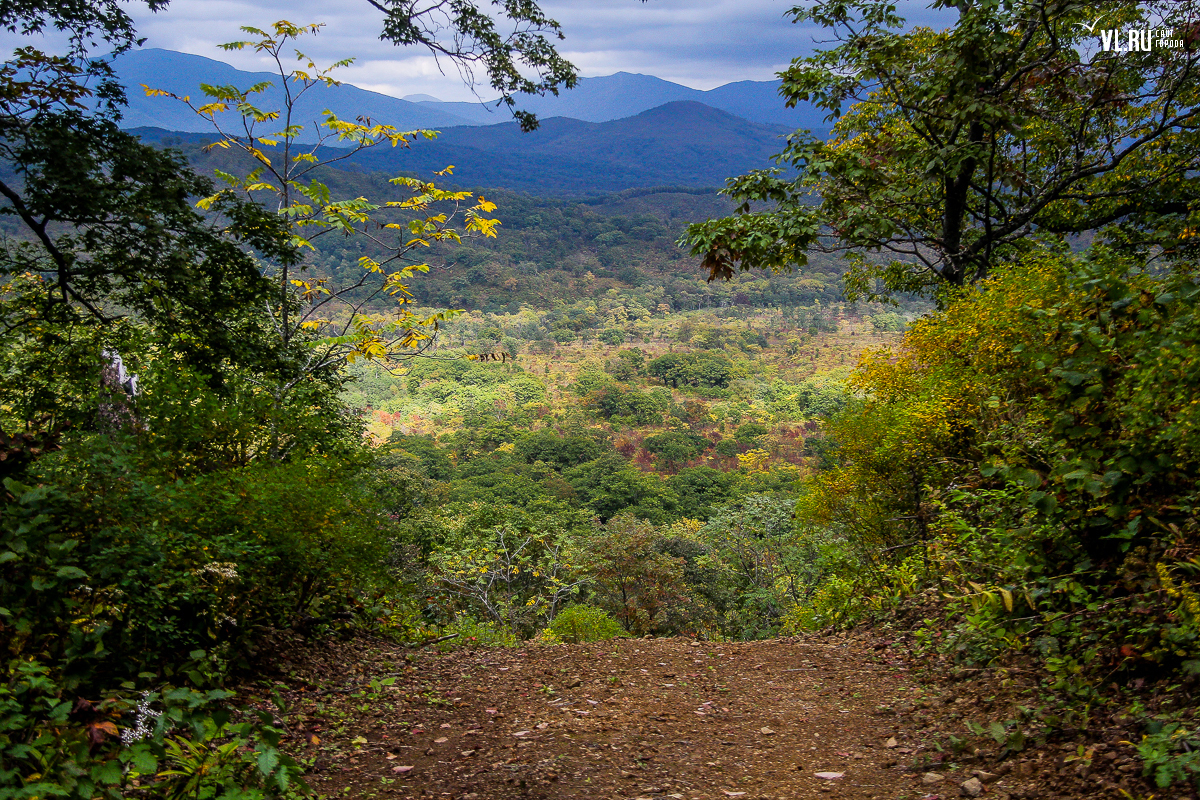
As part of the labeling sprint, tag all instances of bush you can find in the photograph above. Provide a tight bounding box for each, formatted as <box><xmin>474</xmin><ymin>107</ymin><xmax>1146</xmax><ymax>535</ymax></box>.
<box><xmin>541</xmin><ymin>605</ymin><xmax>629</xmax><ymax>644</ymax></box>
<box><xmin>733</xmin><ymin>422</ymin><xmax>768</xmax><ymax>443</ymax></box>
<box><xmin>438</xmin><ymin>616</ymin><xmax>520</xmax><ymax>650</ymax></box>
<box><xmin>0</xmin><ymin>431</ymin><xmax>392</xmax><ymax>798</ymax></box>
<box><xmin>598</xmin><ymin>328</ymin><xmax>626</xmax><ymax>345</ymax></box>
<box><xmin>642</xmin><ymin>430</ymin><xmax>710</xmax><ymax>471</ymax></box>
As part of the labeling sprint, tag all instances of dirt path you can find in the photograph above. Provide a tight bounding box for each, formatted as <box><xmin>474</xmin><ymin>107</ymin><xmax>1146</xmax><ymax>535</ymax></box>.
<box><xmin>258</xmin><ymin>630</ymin><xmax>1166</xmax><ymax>800</ymax></box>
<box><xmin>276</xmin><ymin>635</ymin><xmax>1007</xmax><ymax>800</ymax></box>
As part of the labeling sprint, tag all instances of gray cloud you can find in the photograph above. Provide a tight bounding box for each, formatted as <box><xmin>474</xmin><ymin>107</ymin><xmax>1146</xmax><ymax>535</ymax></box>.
<box><xmin>3</xmin><ymin>1</ymin><xmax>952</xmax><ymax>100</ymax></box>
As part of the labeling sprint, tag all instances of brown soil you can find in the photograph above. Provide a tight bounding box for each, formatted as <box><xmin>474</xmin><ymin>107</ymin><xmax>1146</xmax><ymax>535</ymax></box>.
<box><xmin>256</xmin><ymin>631</ymin><xmax>1173</xmax><ymax>800</ymax></box>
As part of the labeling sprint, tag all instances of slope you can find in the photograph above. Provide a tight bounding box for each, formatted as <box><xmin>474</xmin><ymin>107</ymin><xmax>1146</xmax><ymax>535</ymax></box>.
<box><xmin>428</xmin><ymin>71</ymin><xmax>828</xmax><ymax>130</ymax></box>
<box><xmin>344</xmin><ymin>102</ymin><xmax>795</xmax><ymax>195</ymax></box>
<box><xmin>113</xmin><ymin>50</ymin><xmax>827</xmax><ymax>134</ymax></box>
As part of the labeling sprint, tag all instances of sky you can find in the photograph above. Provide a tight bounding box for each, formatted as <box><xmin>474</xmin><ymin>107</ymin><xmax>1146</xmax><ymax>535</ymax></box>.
<box><xmin>9</xmin><ymin>1</ymin><xmax>951</xmax><ymax>101</ymax></box>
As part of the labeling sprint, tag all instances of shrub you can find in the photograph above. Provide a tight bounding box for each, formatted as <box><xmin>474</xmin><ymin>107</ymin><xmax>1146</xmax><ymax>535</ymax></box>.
<box><xmin>598</xmin><ymin>328</ymin><xmax>626</xmax><ymax>345</ymax></box>
<box><xmin>542</xmin><ymin>605</ymin><xmax>629</xmax><ymax>643</ymax></box>
<box><xmin>438</xmin><ymin>616</ymin><xmax>520</xmax><ymax>650</ymax></box>
<box><xmin>733</xmin><ymin>422</ymin><xmax>769</xmax><ymax>443</ymax></box>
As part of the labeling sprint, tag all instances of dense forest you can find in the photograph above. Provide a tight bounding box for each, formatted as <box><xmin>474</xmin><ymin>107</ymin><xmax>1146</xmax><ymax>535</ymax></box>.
<box><xmin>3</xmin><ymin>2</ymin><xmax>1200</xmax><ymax>799</ymax></box>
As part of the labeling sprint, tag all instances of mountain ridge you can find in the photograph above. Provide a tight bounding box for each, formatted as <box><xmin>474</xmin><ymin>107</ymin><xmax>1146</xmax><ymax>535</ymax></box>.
<box><xmin>131</xmin><ymin>100</ymin><xmax>800</xmax><ymax>196</ymax></box>
<box><xmin>112</xmin><ymin>48</ymin><xmax>828</xmax><ymax>133</ymax></box>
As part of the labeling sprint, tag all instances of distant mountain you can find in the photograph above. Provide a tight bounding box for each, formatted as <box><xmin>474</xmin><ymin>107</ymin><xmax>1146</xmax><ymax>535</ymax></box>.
<box><xmin>111</xmin><ymin>49</ymin><xmax>482</xmax><ymax>134</ymax></box>
<box><xmin>430</xmin><ymin>72</ymin><xmax>829</xmax><ymax>130</ymax></box>
<box><xmin>134</xmin><ymin>100</ymin><xmax>798</xmax><ymax>196</ymax></box>
<box><xmin>112</xmin><ymin>49</ymin><xmax>828</xmax><ymax>134</ymax></box>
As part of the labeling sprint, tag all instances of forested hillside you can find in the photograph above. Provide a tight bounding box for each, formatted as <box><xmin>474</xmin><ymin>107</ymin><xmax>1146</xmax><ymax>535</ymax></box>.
<box><xmin>130</xmin><ymin>98</ymin><xmax>806</xmax><ymax>197</ymax></box>
<box><xmin>3</xmin><ymin>2</ymin><xmax>1200</xmax><ymax>800</ymax></box>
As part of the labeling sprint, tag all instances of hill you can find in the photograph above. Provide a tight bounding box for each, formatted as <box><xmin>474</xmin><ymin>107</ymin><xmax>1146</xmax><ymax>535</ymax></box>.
<box><xmin>131</xmin><ymin>101</ymin><xmax>797</xmax><ymax>196</ymax></box>
<box><xmin>426</xmin><ymin>71</ymin><xmax>830</xmax><ymax>130</ymax></box>
<box><xmin>350</xmin><ymin>101</ymin><xmax>794</xmax><ymax>194</ymax></box>
<box><xmin>112</xmin><ymin>49</ymin><xmax>828</xmax><ymax>134</ymax></box>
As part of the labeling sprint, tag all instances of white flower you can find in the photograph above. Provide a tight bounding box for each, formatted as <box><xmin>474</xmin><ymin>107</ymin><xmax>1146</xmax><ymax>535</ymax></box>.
<box><xmin>120</xmin><ymin>692</ymin><xmax>162</xmax><ymax>745</ymax></box>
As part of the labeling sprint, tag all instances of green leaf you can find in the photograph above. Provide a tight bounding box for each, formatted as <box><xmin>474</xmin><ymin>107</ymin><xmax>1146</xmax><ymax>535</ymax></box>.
<box><xmin>258</xmin><ymin>747</ymin><xmax>281</xmax><ymax>776</ymax></box>
<box><xmin>91</xmin><ymin>759</ymin><xmax>123</xmax><ymax>785</ymax></box>
<box><xmin>126</xmin><ymin>745</ymin><xmax>158</xmax><ymax>774</ymax></box>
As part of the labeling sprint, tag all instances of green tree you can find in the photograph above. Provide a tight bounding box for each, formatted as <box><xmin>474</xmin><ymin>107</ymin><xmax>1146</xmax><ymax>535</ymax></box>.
<box><xmin>581</xmin><ymin>515</ymin><xmax>704</xmax><ymax>636</ymax></box>
<box><xmin>150</xmin><ymin>22</ymin><xmax>510</xmax><ymax>456</ymax></box>
<box><xmin>643</xmin><ymin>429</ymin><xmax>711</xmax><ymax>472</ymax></box>
<box><xmin>683</xmin><ymin>0</ymin><xmax>1200</xmax><ymax>300</ymax></box>
<box><xmin>667</xmin><ymin>466</ymin><xmax>742</xmax><ymax>520</ymax></box>
<box><xmin>563</xmin><ymin>454</ymin><xmax>678</xmax><ymax>522</ymax></box>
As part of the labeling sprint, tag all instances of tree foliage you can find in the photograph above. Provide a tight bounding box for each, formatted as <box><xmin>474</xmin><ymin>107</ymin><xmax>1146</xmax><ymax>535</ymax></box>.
<box><xmin>684</xmin><ymin>0</ymin><xmax>1200</xmax><ymax>299</ymax></box>
<box><xmin>365</xmin><ymin>0</ymin><xmax>577</xmax><ymax>130</ymax></box>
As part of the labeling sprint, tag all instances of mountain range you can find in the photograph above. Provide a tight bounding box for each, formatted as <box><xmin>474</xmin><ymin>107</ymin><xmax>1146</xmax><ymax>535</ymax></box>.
<box><xmin>115</xmin><ymin>49</ymin><xmax>824</xmax><ymax>195</ymax></box>
<box><xmin>112</xmin><ymin>48</ymin><xmax>830</xmax><ymax>133</ymax></box>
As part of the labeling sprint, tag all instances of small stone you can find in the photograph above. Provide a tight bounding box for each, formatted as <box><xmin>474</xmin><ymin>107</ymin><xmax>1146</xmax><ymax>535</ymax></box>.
<box><xmin>922</xmin><ymin>772</ymin><xmax>946</xmax><ymax>785</ymax></box>
<box><xmin>961</xmin><ymin>777</ymin><xmax>984</xmax><ymax>797</ymax></box>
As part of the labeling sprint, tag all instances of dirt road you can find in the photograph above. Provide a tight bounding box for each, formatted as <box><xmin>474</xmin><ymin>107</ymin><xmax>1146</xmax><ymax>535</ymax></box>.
<box><xmin>284</xmin><ymin>635</ymin><xmax>1013</xmax><ymax>800</ymax></box>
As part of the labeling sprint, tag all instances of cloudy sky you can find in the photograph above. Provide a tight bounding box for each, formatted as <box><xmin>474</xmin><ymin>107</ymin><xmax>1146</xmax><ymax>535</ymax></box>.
<box><xmin>12</xmin><ymin>1</ymin><xmax>950</xmax><ymax>101</ymax></box>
